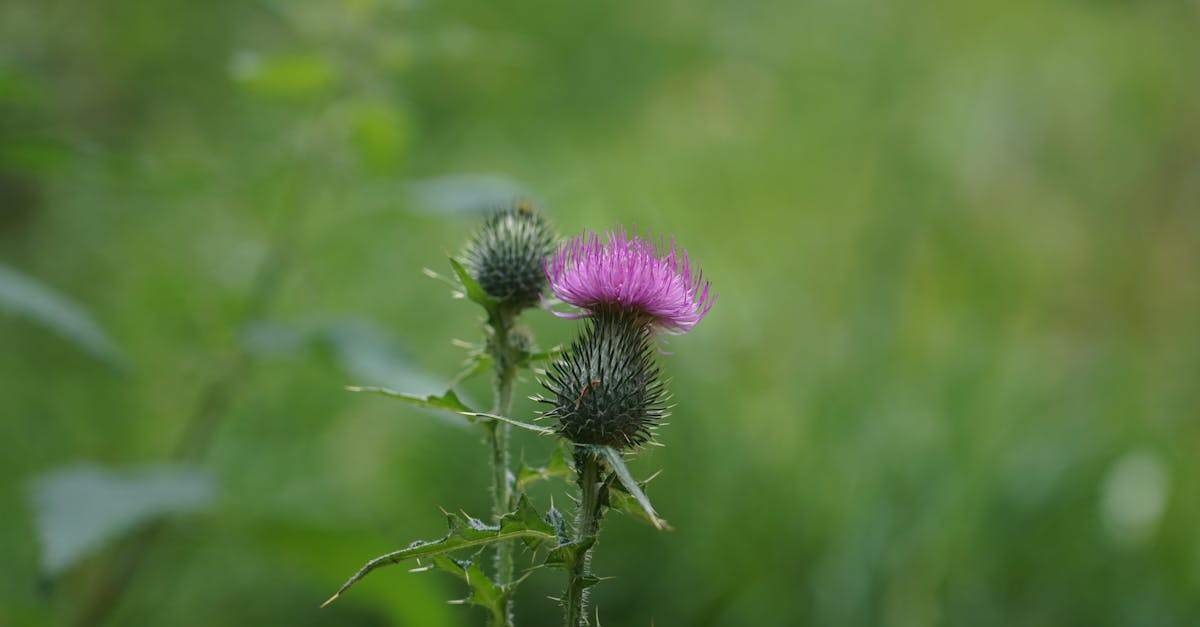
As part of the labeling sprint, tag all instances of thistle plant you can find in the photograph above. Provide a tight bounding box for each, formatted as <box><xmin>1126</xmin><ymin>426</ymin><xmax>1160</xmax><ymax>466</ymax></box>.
<box><xmin>323</xmin><ymin>212</ymin><xmax>713</xmax><ymax>627</ymax></box>
<box><xmin>539</xmin><ymin>228</ymin><xmax>714</xmax><ymax>625</ymax></box>
<box><xmin>462</xmin><ymin>202</ymin><xmax>556</xmax><ymax>594</ymax></box>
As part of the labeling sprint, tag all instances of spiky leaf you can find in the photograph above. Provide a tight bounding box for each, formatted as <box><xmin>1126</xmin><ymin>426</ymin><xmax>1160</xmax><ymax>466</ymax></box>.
<box><xmin>608</xmin><ymin>488</ymin><xmax>673</xmax><ymax>530</ymax></box>
<box><xmin>460</xmin><ymin>411</ymin><xmax>556</xmax><ymax>435</ymax></box>
<box><xmin>543</xmin><ymin>538</ymin><xmax>595</xmax><ymax>570</ymax></box>
<box><xmin>428</xmin><ymin>555</ymin><xmax>506</xmax><ymax>616</ymax></box>
<box><xmin>592</xmin><ymin>446</ymin><xmax>667</xmax><ymax>530</ymax></box>
<box><xmin>344</xmin><ymin>385</ymin><xmax>474</xmax><ymax>417</ymax></box>
<box><xmin>322</xmin><ymin>496</ymin><xmax>556</xmax><ymax>607</ymax></box>
<box><xmin>448</xmin><ymin>256</ymin><xmax>499</xmax><ymax>316</ymax></box>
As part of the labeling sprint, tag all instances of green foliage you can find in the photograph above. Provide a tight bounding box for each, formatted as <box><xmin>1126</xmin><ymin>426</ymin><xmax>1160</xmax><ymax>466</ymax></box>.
<box><xmin>448</xmin><ymin>256</ymin><xmax>499</xmax><ymax>319</ymax></box>
<box><xmin>323</xmin><ymin>496</ymin><xmax>557</xmax><ymax>607</ymax></box>
<box><xmin>426</xmin><ymin>556</ymin><xmax>505</xmax><ymax>614</ymax></box>
<box><xmin>591</xmin><ymin>446</ymin><xmax>667</xmax><ymax>531</ymax></box>
<box><xmin>344</xmin><ymin>385</ymin><xmax>475</xmax><ymax>416</ymax></box>
<box><xmin>27</xmin><ymin>464</ymin><xmax>214</xmax><ymax>576</ymax></box>
<box><xmin>542</xmin><ymin>538</ymin><xmax>594</xmax><ymax>572</ymax></box>
<box><xmin>460</xmin><ymin>411</ymin><xmax>556</xmax><ymax>435</ymax></box>
<box><xmin>3</xmin><ymin>0</ymin><xmax>1199</xmax><ymax>625</ymax></box>
<box><xmin>0</xmin><ymin>264</ymin><xmax>126</xmax><ymax>368</ymax></box>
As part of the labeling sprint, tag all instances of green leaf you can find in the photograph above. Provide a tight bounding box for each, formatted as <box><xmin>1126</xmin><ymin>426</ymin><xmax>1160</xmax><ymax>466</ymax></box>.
<box><xmin>323</xmin><ymin>495</ymin><xmax>557</xmax><ymax>607</ymax></box>
<box><xmin>0</xmin><ymin>264</ymin><xmax>126</xmax><ymax>368</ymax></box>
<box><xmin>427</xmin><ymin>555</ymin><xmax>505</xmax><ymax>615</ymax></box>
<box><xmin>447</xmin><ymin>256</ymin><xmax>498</xmax><ymax>315</ymax></box>
<box><xmin>345</xmin><ymin>386</ymin><xmax>474</xmax><ymax>416</ymax></box>
<box><xmin>543</xmin><ymin>538</ymin><xmax>594</xmax><ymax>570</ymax></box>
<box><xmin>516</xmin><ymin>446</ymin><xmax>572</xmax><ymax>491</ymax></box>
<box><xmin>459</xmin><ymin>412</ymin><xmax>556</xmax><ymax>435</ymax></box>
<box><xmin>608</xmin><ymin>488</ymin><xmax>673</xmax><ymax>530</ymax></box>
<box><xmin>27</xmin><ymin>463</ymin><xmax>216</xmax><ymax>576</ymax></box>
<box><xmin>593</xmin><ymin>446</ymin><xmax>668</xmax><ymax>530</ymax></box>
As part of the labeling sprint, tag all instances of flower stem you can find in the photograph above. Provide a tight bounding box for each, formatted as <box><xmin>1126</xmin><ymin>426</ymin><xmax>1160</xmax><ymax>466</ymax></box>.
<box><xmin>565</xmin><ymin>450</ymin><xmax>605</xmax><ymax>627</ymax></box>
<box><xmin>488</xmin><ymin>309</ymin><xmax>518</xmax><ymax>626</ymax></box>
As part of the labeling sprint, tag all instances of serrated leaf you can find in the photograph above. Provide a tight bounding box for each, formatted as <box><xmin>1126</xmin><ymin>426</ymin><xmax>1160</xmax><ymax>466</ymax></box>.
<box><xmin>516</xmin><ymin>446</ymin><xmax>572</xmax><ymax>491</ymax></box>
<box><xmin>27</xmin><ymin>463</ymin><xmax>215</xmax><ymax>576</ymax></box>
<box><xmin>447</xmin><ymin>256</ymin><xmax>498</xmax><ymax>315</ymax></box>
<box><xmin>428</xmin><ymin>555</ymin><xmax>505</xmax><ymax>614</ymax></box>
<box><xmin>543</xmin><ymin>538</ymin><xmax>595</xmax><ymax>570</ymax></box>
<box><xmin>345</xmin><ymin>386</ymin><xmax>474</xmax><ymax>417</ymax></box>
<box><xmin>500</xmin><ymin>494</ymin><xmax>562</xmax><ymax>551</ymax></box>
<box><xmin>591</xmin><ymin>446</ymin><xmax>668</xmax><ymax>531</ymax></box>
<box><xmin>323</xmin><ymin>495</ymin><xmax>556</xmax><ymax>606</ymax></box>
<box><xmin>0</xmin><ymin>264</ymin><xmax>126</xmax><ymax>368</ymax></box>
<box><xmin>608</xmin><ymin>489</ymin><xmax>673</xmax><ymax>531</ymax></box>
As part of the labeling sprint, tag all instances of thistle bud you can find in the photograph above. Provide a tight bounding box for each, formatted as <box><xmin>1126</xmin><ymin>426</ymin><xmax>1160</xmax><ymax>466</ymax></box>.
<box><xmin>461</xmin><ymin>201</ymin><xmax>555</xmax><ymax>311</ymax></box>
<box><xmin>539</xmin><ymin>308</ymin><xmax>668</xmax><ymax>449</ymax></box>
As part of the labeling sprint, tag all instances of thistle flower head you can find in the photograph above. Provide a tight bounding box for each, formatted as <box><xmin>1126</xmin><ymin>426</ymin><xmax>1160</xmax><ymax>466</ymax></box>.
<box><xmin>461</xmin><ymin>201</ymin><xmax>556</xmax><ymax>311</ymax></box>
<box><xmin>545</xmin><ymin>227</ymin><xmax>714</xmax><ymax>334</ymax></box>
<box><xmin>538</xmin><ymin>308</ymin><xmax>669</xmax><ymax>449</ymax></box>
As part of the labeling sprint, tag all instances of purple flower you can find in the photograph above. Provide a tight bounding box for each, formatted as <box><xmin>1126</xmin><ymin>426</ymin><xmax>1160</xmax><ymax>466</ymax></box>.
<box><xmin>544</xmin><ymin>227</ymin><xmax>715</xmax><ymax>334</ymax></box>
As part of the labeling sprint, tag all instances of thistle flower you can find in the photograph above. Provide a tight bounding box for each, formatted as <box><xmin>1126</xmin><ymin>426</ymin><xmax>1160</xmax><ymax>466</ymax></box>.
<box><xmin>539</xmin><ymin>227</ymin><xmax>712</xmax><ymax>449</ymax></box>
<box><xmin>544</xmin><ymin>227</ymin><xmax>714</xmax><ymax>334</ymax></box>
<box><xmin>539</xmin><ymin>308</ymin><xmax>669</xmax><ymax>449</ymax></box>
<box><xmin>461</xmin><ymin>201</ymin><xmax>556</xmax><ymax>311</ymax></box>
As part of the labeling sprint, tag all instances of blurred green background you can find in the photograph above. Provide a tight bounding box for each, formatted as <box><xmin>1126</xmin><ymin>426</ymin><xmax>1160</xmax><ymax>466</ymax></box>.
<box><xmin>3</xmin><ymin>0</ymin><xmax>1199</xmax><ymax>625</ymax></box>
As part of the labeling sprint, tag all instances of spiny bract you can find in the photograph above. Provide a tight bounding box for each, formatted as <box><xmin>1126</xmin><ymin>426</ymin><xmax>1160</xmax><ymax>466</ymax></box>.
<box><xmin>538</xmin><ymin>308</ymin><xmax>670</xmax><ymax>449</ymax></box>
<box><xmin>462</xmin><ymin>201</ymin><xmax>556</xmax><ymax>311</ymax></box>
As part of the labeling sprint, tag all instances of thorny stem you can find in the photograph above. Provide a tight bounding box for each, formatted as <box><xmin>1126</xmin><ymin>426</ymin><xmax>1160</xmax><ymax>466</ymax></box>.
<box><xmin>565</xmin><ymin>451</ymin><xmax>605</xmax><ymax>627</ymax></box>
<box><xmin>487</xmin><ymin>307</ymin><xmax>518</xmax><ymax>627</ymax></box>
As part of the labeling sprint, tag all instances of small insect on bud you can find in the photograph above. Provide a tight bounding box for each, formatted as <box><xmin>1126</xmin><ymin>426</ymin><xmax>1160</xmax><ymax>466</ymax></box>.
<box><xmin>461</xmin><ymin>200</ymin><xmax>556</xmax><ymax>312</ymax></box>
<box><xmin>538</xmin><ymin>307</ymin><xmax>669</xmax><ymax>449</ymax></box>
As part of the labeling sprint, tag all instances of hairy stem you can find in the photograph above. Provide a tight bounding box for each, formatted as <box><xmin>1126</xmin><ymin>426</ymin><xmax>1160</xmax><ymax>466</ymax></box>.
<box><xmin>565</xmin><ymin>451</ymin><xmax>605</xmax><ymax>627</ymax></box>
<box><xmin>487</xmin><ymin>309</ymin><xmax>518</xmax><ymax>626</ymax></box>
